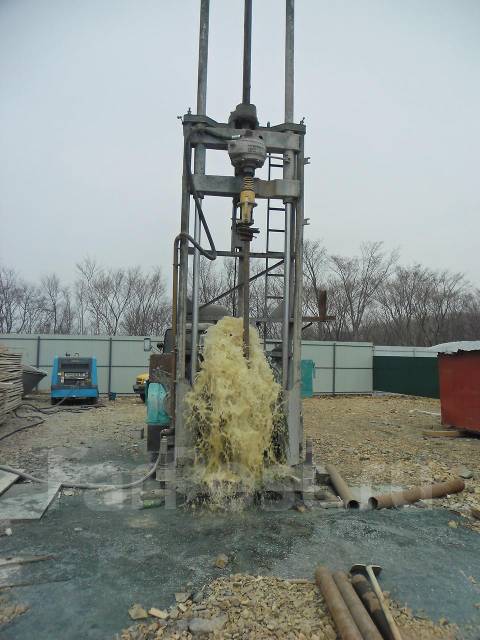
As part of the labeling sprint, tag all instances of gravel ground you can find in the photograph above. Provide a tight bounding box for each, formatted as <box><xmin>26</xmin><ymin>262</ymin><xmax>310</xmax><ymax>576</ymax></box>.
<box><xmin>1</xmin><ymin>394</ymin><xmax>478</xmax><ymax>639</ymax></box>
<box><xmin>304</xmin><ymin>394</ymin><xmax>480</xmax><ymax>528</ymax></box>
<box><xmin>119</xmin><ymin>574</ymin><xmax>458</xmax><ymax>640</ymax></box>
<box><xmin>0</xmin><ymin>394</ymin><xmax>146</xmax><ymax>471</ymax></box>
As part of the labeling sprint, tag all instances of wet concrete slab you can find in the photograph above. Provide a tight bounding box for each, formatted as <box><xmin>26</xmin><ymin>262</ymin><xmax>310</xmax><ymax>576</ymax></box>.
<box><xmin>0</xmin><ymin>470</ymin><xmax>19</xmax><ymax>496</ymax></box>
<box><xmin>0</xmin><ymin>488</ymin><xmax>479</xmax><ymax>639</ymax></box>
<box><xmin>0</xmin><ymin>482</ymin><xmax>60</xmax><ymax>522</ymax></box>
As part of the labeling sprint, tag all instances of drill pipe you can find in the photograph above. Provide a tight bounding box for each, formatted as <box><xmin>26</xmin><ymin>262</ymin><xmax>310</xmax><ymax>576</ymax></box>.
<box><xmin>368</xmin><ymin>477</ymin><xmax>465</xmax><ymax>510</ymax></box>
<box><xmin>332</xmin><ymin>572</ymin><xmax>383</xmax><ymax>640</ymax></box>
<box><xmin>325</xmin><ymin>464</ymin><xmax>360</xmax><ymax>509</ymax></box>
<box><xmin>315</xmin><ymin>566</ymin><xmax>363</xmax><ymax>640</ymax></box>
<box><xmin>171</xmin><ymin>236</ymin><xmax>181</xmax><ymax>428</ymax></box>
<box><xmin>242</xmin><ymin>237</ymin><xmax>250</xmax><ymax>359</ymax></box>
<box><xmin>351</xmin><ymin>574</ymin><xmax>394</xmax><ymax>640</ymax></box>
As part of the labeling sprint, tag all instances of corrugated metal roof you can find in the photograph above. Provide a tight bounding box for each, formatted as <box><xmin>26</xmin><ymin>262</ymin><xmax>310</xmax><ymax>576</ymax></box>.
<box><xmin>429</xmin><ymin>341</ymin><xmax>480</xmax><ymax>354</ymax></box>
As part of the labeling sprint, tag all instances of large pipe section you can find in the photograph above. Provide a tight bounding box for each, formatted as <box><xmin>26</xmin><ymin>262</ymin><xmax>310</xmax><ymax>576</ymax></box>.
<box><xmin>315</xmin><ymin>566</ymin><xmax>363</xmax><ymax>640</ymax></box>
<box><xmin>282</xmin><ymin>0</ymin><xmax>294</xmax><ymax>390</ymax></box>
<box><xmin>332</xmin><ymin>572</ymin><xmax>383</xmax><ymax>640</ymax></box>
<box><xmin>191</xmin><ymin>0</ymin><xmax>210</xmax><ymax>383</ymax></box>
<box><xmin>369</xmin><ymin>477</ymin><xmax>465</xmax><ymax>510</ymax></box>
<box><xmin>242</xmin><ymin>0</ymin><xmax>252</xmax><ymax>104</ymax></box>
<box><xmin>286</xmin><ymin>140</ymin><xmax>302</xmax><ymax>464</ymax></box>
<box><xmin>285</xmin><ymin>0</ymin><xmax>294</xmax><ymax>121</ymax></box>
<box><xmin>351</xmin><ymin>575</ymin><xmax>394</xmax><ymax>640</ymax></box>
<box><xmin>326</xmin><ymin>464</ymin><xmax>360</xmax><ymax>509</ymax></box>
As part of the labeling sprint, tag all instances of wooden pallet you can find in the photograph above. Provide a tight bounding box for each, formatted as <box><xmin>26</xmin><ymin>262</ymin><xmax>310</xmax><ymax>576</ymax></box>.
<box><xmin>0</xmin><ymin>345</ymin><xmax>22</xmax><ymax>423</ymax></box>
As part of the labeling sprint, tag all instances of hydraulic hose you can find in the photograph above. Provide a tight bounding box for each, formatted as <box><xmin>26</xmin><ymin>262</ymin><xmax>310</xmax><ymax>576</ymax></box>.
<box><xmin>0</xmin><ymin>448</ymin><xmax>162</xmax><ymax>491</ymax></box>
<box><xmin>0</xmin><ymin>385</ymin><xmax>102</xmax><ymax>443</ymax></box>
<box><xmin>0</xmin><ymin>418</ymin><xmax>45</xmax><ymax>443</ymax></box>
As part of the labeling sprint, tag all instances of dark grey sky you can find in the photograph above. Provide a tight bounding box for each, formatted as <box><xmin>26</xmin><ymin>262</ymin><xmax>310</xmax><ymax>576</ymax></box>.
<box><xmin>1</xmin><ymin>0</ymin><xmax>479</xmax><ymax>285</ymax></box>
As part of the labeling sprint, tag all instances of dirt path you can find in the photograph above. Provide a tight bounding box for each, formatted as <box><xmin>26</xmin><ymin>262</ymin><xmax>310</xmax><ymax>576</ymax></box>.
<box><xmin>0</xmin><ymin>395</ymin><xmax>146</xmax><ymax>470</ymax></box>
<box><xmin>304</xmin><ymin>394</ymin><xmax>480</xmax><ymax>518</ymax></box>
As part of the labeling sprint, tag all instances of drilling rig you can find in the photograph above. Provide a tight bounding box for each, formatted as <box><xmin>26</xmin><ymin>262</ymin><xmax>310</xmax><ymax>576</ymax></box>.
<box><xmin>146</xmin><ymin>0</ymin><xmax>327</xmax><ymax>488</ymax></box>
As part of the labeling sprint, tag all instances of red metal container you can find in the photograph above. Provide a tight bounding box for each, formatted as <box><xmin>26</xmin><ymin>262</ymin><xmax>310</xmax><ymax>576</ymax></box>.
<box><xmin>438</xmin><ymin>350</ymin><xmax>480</xmax><ymax>432</ymax></box>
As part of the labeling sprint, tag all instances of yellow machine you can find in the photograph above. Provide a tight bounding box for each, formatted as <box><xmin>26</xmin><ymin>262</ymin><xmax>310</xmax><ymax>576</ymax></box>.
<box><xmin>133</xmin><ymin>372</ymin><xmax>149</xmax><ymax>402</ymax></box>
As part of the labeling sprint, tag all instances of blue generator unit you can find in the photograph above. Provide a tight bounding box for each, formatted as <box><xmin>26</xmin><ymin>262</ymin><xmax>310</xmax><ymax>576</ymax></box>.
<box><xmin>51</xmin><ymin>356</ymin><xmax>99</xmax><ymax>404</ymax></box>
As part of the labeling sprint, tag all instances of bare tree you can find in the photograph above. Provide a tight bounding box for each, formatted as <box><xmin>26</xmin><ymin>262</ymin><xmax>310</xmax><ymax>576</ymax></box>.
<box><xmin>376</xmin><ymin>264</ymin><xmax>433</xmax><ymax>345</ymax></box>
<box><xmin>37</xmin><ymin>274</ymin><xmax>73</xmax><ymax>334</ymax></box>
<box><xmin>330</xmin><ymin>242</ymin><xmax>398</xmax><ymax>340</ymax></box>
<box><xmin>76</xmin><ymin>259</ymin><xmax>137</xmax><ymax>335</ymax></box>
<box><xmin>194</xmin><ymin>258</ymin><xmax>227</xmax><ymax>306</ymax></box>
<box><xmin>303</xmin><ymin>240</ymin><xmax>329</xmax><ymax>338</ymax></box>
<box><xmin>123</xmin><ymin>267</ymin><xmax>170</xmax><ymax>336</ymax></box>
<box><xmin>1</xmin><ymin>242</ymin><xmax>479</xmax><ymax>344</ymax></box>
<box><xmin>0</xmin><ymin>266</ymin><xmax>21</xmax><ymax>333</ymax></box>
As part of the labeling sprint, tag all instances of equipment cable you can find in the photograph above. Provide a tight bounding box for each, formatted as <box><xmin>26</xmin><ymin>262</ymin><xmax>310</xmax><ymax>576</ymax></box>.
<box><xmin>0</xmin><ymin>384</ymin><xmax>101</xmax><ymax>443</ymax></box>
<box><xmin>0</xmin><ymin>449</ymin><xmax>161</xmax><ymax>491</ymax></box>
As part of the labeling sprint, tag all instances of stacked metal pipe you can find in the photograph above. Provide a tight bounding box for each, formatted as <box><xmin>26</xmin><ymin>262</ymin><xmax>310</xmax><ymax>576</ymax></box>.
<box><xmin>315</xmin><ymin>566</ymin><xmax>399</xmax><ymax>640</ymax></box>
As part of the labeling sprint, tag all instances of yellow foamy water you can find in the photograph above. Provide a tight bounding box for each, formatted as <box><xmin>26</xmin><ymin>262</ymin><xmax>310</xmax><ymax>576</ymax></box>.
<box><xmin>185</xmin><ymin>316</ymin><xmax>282</xmax><ymax>496</ymax></box>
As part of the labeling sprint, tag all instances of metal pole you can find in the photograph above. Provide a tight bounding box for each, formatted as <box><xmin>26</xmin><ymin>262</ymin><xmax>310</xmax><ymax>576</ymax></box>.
<box><xmin>243</xmin><ymin>0</ymin><xmax>252</xmax><ymax>104</ymax></box>
<box><xmin>287</xmin><ymin>135</ymin><xmax>304</xmax><ymax>466</ymax></box>
<box><xmin>315</xmin><ymin>567</ymin><xmax>363</xmax><ymax>640</ymax></box>
<box><xmin>282</xmin><ymin>202</ymin><xmax>292</xmax><ymax>389</ymax></box>
<box><xmin>191</xmin><ymin>0</ymin><xmax>210</xmax><ymax>383</ymax></box>
<box><xmin>332</xmin><ymin>342</ymin><xmax>336</xmax><ymax>395</ymax></box>
<box><xmin>107</xmin><ymin>337</ymin><xmax>112</xmax><ymax>396</ymax></box>
<box><xmin>196</xmin><ymin>0</ymin><xmax>209</xmax><ymax>114</ymax></box>
<box><xmin>332</xmin><ymin>572</ymin><xmax>383</xmax><ymax>640</ymax></box>
<box><xmin>175</xmin><ymin>157</ymin><xmax>191</xmax><ymax>464</ymax></box>
<box><xmin>282</xmin><ymin>0</ymin><xmax>296</xmax><ymax>388</ymax></box>
<box><xmin>242</xmin><ymin>240</ymin><xmax>250</xmax><ymax>358</ymax></box>
<box><xmin>285</xmin><ymin>0</ymin><xmax>294</xmax><ymax>122</ymax></box>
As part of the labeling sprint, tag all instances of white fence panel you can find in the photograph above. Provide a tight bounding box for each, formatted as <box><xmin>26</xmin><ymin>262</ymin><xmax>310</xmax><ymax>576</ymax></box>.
<box><xmin>301</xmin><ymin>341</ymin><xmax>373</xmax><ymax>395</ymax></box>
<box><xmin>0</xmin><ymin>335</ymin><xmax>373</xmax><ymax>396</ymax></box>
<box><xmin>0</xmin><ymin>334</ymin><xmax>162</xmax><ymax>395</ymax></box>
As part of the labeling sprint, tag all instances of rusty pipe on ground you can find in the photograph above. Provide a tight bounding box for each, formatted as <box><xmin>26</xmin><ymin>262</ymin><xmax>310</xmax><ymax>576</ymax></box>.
<box><xmin>326</xmin><ymin>464</ymin><xmax>360</xmax><ymax>509</ymax></box>
<box><xmin>333</xmin><ymin>572</ymin><xmax>383</xmax><ymax>640</ymax></box>
<box><xmin>350</xmin><ymin>574</ymin><xmax>394</xmax><ymax>640</ymax></box>
<box><xmin>368</xmin><ymin>477</ymin><xmax>465</xmax><ymax>510</ymax></box>
<box><xmin>315</xmin><ymin>566</ymin><xmax>363</xmax><ymax>640</ymax></box>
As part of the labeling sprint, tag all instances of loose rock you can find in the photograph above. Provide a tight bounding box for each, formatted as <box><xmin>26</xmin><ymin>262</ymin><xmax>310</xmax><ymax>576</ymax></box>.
<box><xmin>128</xmin><ymin>604</ymin><xmax>148</xmax><ymax>620</ymax></box>
<box><xmin>148</xmin><ymin>607</ymin><xmax>169</xmax><ymax>620</ymax></box>
<box><xmin>213</xmin><ymin>553</ymin><xmax>228</xmax><ymax>569</ymax></box>
<box><xmin>188</xmin><ymin>614</ymin><xmax>227</xmax><ymax>635</ymax></box>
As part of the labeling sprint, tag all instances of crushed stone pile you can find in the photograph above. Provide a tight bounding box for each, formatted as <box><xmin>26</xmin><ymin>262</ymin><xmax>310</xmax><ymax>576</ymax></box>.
<box><xmin>118</xmin><ymin>574</ymin><xmax>458</xmax><ymax>640</ymax></box>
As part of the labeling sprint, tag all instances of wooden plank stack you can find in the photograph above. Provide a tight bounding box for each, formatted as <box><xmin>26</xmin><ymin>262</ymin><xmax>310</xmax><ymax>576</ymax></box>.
<box><xmin>0</xmin><ymin>345</ymin><xmax>23</xmax><ymax>424</ymax></box>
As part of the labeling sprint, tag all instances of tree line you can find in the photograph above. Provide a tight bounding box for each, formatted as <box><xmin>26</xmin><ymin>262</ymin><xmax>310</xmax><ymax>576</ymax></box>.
<box><xmin>1</xmin><ymin>242</ymin><xmax>478</xmax><ymax>346</ymax></box>
<box><xmin>0</xmin><ymin>258</ymin><xmax>170</xmax><ymax>337</ymax></box>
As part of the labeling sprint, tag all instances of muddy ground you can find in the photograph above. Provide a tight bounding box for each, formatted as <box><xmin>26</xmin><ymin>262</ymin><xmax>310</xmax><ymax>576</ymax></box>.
<box><xmin>1</xmin><ymin>394</ymin><xmax>479</xmax><ymax>639</ymax></box>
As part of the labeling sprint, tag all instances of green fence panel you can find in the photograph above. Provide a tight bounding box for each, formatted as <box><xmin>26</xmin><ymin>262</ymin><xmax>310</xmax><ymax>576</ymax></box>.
<box><xmin>301</xmin><ymin>359</ymin><xmax>315</xmax><ymax>398</ymax></box>
<box><xmin>373</xmin><ymin>356</ymin><xmax>439</xmax><ymax>398</ymax></box>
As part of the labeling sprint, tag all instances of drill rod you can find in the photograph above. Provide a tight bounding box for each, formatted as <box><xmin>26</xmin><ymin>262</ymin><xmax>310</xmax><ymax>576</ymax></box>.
<box><xmin>242</xmin><ymin>239</ymin><xmax>250</xmax><ymax>359</ymax></box>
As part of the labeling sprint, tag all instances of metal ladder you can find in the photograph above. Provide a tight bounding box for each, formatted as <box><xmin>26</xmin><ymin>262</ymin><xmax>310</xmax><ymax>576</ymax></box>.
<box><xmin>263</xmin><ymin>153</ymin><xmax>287</xmax><ymax>349</ymax></box>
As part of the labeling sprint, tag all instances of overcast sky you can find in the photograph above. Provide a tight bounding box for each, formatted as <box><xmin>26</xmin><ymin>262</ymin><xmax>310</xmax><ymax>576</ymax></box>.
<box><xmin>1</xmin><ymin>0</ymin><xmax>479</xmax><ymax>287</ymax></box>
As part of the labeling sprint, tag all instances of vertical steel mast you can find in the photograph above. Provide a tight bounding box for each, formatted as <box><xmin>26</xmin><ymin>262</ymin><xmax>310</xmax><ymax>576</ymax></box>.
<box><xmin>174</xmin><ymin>0</ymin><xmax>306</xmax><ymax>468</ymax></box>
<box><xmin>190</xmin><ymin>0</ymin><xmax>210</xmax><ymax>384</ymax></box>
